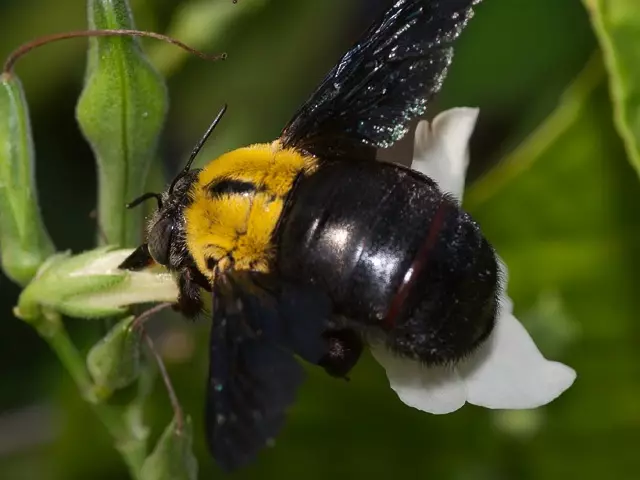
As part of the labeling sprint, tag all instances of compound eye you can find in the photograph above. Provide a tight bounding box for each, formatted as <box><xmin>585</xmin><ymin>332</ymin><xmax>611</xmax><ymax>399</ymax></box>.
<box><xmin>148</xmin><ymin>217</ymin><xmax>174</xmax><ymax>266</ymax></box>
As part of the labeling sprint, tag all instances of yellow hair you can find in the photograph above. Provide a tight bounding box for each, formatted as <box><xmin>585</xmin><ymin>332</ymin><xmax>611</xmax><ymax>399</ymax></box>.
<box><xmin>185</xmin><ymin>141</ymin><xmax>317</xmax><ymax>280</ymax></box>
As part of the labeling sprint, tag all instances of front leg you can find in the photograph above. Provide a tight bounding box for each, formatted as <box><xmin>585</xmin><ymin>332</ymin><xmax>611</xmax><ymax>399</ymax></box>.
<box><xmin>176</xmin><ymin>267</ymin><xmax>205</xmax><ymax>318</ymax></box>
<box><xmin>120</xmin><ymin>248</ymin><xmax>206</xmax><ymax>318</ymax></box>
<box><xmin>119</xmin><ymin>244</ymin><xmax>155</xmax><ymax>270</ymax></box>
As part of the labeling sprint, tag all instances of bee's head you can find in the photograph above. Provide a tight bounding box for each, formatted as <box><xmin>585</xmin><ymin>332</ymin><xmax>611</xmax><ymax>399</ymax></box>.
<box><xmin>127</xmin><ymin>171</ymin><xmax>199</xmax><ymax>267</ymax></box>
<box><xmin>125</xmin><ymin>104</ymin><xmax>227</xmax><ymax>268</ymax></box>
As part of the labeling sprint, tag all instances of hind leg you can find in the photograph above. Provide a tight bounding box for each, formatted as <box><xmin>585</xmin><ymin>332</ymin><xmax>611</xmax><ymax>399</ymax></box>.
<box><xmin>318</xmin><ymin>328</ymin><xmax>363</xmax><ymax>379</ymax></box>
<box><xmin>175</xmin><ymin>267</ymin><xmax>206</xmax><ymax>318</ymax></box>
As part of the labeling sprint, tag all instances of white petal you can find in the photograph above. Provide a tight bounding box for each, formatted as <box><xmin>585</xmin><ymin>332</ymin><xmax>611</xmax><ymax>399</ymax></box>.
<box><xmin>458</xmin><ymin>295</ymin><xmax>577</xmax><ymax>409</ymax></box>
<box><xmin>411</xmin><ymin>107</ymin><xmax>479</xmax><ymax>201</ymax></box>
<box><xmin>370</xmin><ymin>344</ymin><xmax>466</xmax><ymax>414</ymax></box>
<box><xmin>371</xmin><ymin>115</ymin><xmax>576</xmax><ymax>414</ymax></box>
<box><xmin>73</xmin><ymin>249</ymin><xmax>135</xmax><ymax>276</ymax></box>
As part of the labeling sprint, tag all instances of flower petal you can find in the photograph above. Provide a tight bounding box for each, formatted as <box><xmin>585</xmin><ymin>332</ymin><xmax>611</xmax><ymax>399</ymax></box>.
<box><xmin>370</xmin><ymin>344</ymin><xmax>466</xmax><ymax>414</ymax></box>
<box><xmin>73</xmin><ymin>249</ymin><xmax>134</xmax><ymax>276</ymax></box>
<box><xmin>411</xmin><ymin>107</ymin><xmax>479</xmax><ymax>201</ymax></box>
<box><xmin>371</xmin><ymin>115</ymin><xmax>576</xmax><ymax>414</ymax></box>
<box><xmin>458</xmin><ymin>295</ymin><xmax>577</xmax><ymax>409</ymax></box>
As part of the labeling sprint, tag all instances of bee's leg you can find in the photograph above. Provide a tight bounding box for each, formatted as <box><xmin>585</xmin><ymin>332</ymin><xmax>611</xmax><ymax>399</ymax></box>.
<box><xmin>175</xmin><ymin>267</ymin><xmax>204</xmax><ymax>318</ymax></box>
<box><xmin>318</xmin><ymin>328</ymin><xmax>363</xmax><ymax>379</ymax></box>
<box><xmin>119</xmin><ymin>244</ymin><xmax>155</xmax><ymax>270</ymax></box>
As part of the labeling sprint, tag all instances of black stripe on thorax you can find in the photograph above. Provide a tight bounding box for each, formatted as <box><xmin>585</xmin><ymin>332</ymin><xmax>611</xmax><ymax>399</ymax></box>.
<box><xmin>208</xmin><ymin>179</ymin><xmax>257</xmax><ymax>197</ymax></box>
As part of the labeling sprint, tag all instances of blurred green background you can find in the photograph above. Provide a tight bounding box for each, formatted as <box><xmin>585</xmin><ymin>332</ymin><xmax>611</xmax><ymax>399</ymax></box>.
<box><xmin>0</xmin><ymin>0</ymin><xmax>638</xmax><ymax>479</ymax></box>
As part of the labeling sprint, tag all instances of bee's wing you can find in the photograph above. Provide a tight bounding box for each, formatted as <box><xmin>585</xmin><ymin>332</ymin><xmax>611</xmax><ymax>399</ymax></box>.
<box><xmin>205</xmin><ymin>271</ymin><xmax>331</xmax><ymax>471</ymax></box>
<box><xmin>280</xmin><ymin>0</ymin><xmax>479</xmax><ymax>159</ymax></box>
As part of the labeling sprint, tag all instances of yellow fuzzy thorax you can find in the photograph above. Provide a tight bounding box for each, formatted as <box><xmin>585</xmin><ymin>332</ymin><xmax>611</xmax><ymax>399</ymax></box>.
<box><xmin>184</xmin><ymin>141</ymin><xmax>317</xmax><ymax>280</ymax></box>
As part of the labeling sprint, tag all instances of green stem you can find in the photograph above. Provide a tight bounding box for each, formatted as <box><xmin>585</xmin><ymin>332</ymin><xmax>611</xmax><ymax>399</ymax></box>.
<box><xmin>36</xmin><ymin>312</ymin><xmax>146</xmax><ymax>479</ymax></box>
<box><xmin>465</xmin><ymin>54</ymin><xmax>605</xmax><ymax>209</ymax></box>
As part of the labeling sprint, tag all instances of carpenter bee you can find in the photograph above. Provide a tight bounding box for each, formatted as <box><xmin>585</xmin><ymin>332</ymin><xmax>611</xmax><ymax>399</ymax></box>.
<box><xmin>120</xmin><ymin>0</ymin><xmax>496</xmax><ymax>471</ymax></box>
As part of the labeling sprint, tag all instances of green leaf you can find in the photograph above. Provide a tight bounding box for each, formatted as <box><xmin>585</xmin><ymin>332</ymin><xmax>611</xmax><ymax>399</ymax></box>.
<box><xmin>76</xmin><ymin>0</ymin><xmax>168</xmax><ymax>247</ymax></box>
<box><xmin>140</xmin><ymin>417</ymin><xmax>198</xmax><ymax>480</ymax></box>
<box><xmin>0</xmin><ymin>74</ymin><xmax>55</xmax><ymax>286</ymax></box>
<box><xmin>87</xmin><ymin>315</ymin><xmax>142</xmax><ymax>398</ymax></box>
<box><xmin>582</xmin><ymin>0</ymin><xmax>640</xmax><ymax>177</ymax></box>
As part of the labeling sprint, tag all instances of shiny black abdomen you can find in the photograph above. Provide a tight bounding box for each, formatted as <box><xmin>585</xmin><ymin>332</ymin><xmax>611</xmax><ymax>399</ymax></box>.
<box><xmin>275</xmin><ymin>159</ymin><xmax>498</xmax><ymax>364</ymax></box>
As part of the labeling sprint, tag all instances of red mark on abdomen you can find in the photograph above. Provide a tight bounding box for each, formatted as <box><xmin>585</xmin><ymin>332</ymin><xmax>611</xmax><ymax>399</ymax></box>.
<box><xmin>383</xmin><ymin>201</ymin><xmax>448</xmax><ymax>330</ymax></box>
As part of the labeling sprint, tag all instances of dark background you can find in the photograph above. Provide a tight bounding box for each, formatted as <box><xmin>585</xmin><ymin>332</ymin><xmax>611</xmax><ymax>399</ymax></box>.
<box><xmin>0</xmin><ymin>0</ymin><xmax>638</xmax><ymax>479</ymax></box>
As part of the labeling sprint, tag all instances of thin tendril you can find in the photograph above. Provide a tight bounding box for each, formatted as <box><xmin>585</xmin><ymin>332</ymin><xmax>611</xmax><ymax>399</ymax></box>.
<box><xmin>3</xmin><ymin>29</ymin><xmax>226</xmax><ymax>75</ymax></box>
<box><xmin>131</xmin><ymin>302</ymin><xmax>173</xmax><ymax>330</ymax></box>
<box><xmin>142</xmin><ymin>332</ymin><xmax>185</xmax><ymax>434</ymax></box>
<box><xmin>131</xmin><ymin>303</ymin><xmax>185</xmax><ymax>434</ymax></box>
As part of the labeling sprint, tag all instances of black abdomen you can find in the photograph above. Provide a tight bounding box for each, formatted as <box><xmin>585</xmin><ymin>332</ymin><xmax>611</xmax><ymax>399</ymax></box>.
<box><xmin>275</xmin><ymin>159</ymin><xmax>498</xmax><ymax>364</ymax></box>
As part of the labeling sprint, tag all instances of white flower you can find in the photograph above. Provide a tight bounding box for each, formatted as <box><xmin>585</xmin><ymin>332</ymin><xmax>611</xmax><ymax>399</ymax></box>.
<box><xmin>371</xmin><ymin>108</ymin><xmax>576</xmax><ymax>414</ymax></box>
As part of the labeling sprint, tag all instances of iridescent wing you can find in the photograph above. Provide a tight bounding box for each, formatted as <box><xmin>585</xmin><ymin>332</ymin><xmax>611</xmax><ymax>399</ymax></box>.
<box><xmin>280</xmin><ymin>0</ymin><xmax>479</xmax><ymax>159</ymax></box>
<box><xmin>205</xmin><ymin>271</ymin><xmax>332</xmax><ymax>470</ymax></box>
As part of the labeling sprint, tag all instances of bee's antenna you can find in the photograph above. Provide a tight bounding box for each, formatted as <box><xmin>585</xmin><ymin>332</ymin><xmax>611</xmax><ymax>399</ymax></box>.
<box><xmin>169</xmin><ymin>103</ymin><xmax>228</xmax><ymax>194</ymax></box>
<box><xmin>127</xmin><ymin>192</ymin><xmax>163</xmax><ymax>210</ymax></box>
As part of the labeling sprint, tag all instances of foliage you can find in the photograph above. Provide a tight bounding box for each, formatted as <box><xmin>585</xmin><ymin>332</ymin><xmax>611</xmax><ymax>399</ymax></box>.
<box><xmin>0</xmin><ymin>75</ymin><xmax>54</xmax><ymax>285</ymax></box>
<box><xmin>77</xmin><ymin>0</ymin><xmax>167</xmax><ymax>247</ymax></box>
<box><xmin>582</xmin><ymin>0</ymin><xmax>640</xmax><ymax>178</ymax></box>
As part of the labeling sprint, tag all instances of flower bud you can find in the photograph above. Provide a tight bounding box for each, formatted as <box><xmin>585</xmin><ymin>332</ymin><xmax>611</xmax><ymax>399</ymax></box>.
<box><xmin>140</xmin><ymin>416</ymin><xmax>198</xmax><ymax>480</ymax></box>
<box><xmin>77</xmin><ymin>0</ymin><xmax>168</xmax><ymax>247</ymax></box>
<box><xmin>0</xmin><ymin>74</ymin><xmax>55</xmax><ymax>286</ymax></box>
<box><xmin>15</xmin><ymin>246</ymin><xmax>178</xmax><ymax>323</ymax></box>
<box><xmin>87</xmin><ymin>315</ymin><xmax>141</xmax><ymax>398</ymax></box>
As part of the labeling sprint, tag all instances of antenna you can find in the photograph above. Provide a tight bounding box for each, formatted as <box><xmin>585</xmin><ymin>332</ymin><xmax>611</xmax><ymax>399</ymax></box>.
<box><xmin>126</xmin><ymin>192</ymin><xmax>163</xmax><ymax>210</ymax></box>
<box><xmin>169</xmin><ymin>103</ymin><xmax>228</xmax><ymax>193</ymax></box>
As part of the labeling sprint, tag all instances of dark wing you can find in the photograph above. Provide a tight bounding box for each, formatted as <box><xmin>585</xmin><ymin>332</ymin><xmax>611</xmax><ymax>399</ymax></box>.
<box><xmin>205</xmin><ymin>271</ymin><xmax>331</xmax><ymax>471</ymax></box>
<box><xmin>280</xmin><ymin>0</ymin><xmax>479</xmax><ymax>159</ymax></box>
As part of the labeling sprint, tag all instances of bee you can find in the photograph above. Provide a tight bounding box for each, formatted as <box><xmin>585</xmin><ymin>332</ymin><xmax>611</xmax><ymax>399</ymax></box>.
<box><xmin>121</xmin><ymin>0</ymin><xmax>496</xmax><ymax>471</ymax></box>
